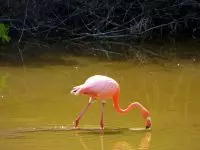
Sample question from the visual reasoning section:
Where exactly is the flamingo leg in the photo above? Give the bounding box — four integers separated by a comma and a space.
100, 101, 106, 130
74, 97, 95, 128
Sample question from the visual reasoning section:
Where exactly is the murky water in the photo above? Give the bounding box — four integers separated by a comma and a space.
0, 56, 200, 150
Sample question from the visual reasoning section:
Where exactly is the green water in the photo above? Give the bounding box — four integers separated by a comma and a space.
0, 56, 200, 150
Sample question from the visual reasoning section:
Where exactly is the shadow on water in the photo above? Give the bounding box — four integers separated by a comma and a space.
74, 129, 152, 150
0, 43, 84, 67
0, 51, 80, 67
1, 41, 199, 69
0, 125, 151, 137
0, 50, 118, 68
0, 126, 152, 150
0, 42, 122, 68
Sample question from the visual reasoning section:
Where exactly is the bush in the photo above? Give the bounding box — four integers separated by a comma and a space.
0, 24, 10, 43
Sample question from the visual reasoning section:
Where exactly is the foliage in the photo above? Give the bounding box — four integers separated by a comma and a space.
0, 24, 10, 43
0, 0, 200, 42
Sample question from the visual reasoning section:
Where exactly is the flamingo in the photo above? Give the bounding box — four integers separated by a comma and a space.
71, 75, 152, 130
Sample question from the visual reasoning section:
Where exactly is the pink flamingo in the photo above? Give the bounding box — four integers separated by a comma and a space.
71, 75, 152, 130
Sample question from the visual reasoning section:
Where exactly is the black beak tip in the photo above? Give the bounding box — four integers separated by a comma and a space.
146, 125, 150, 129
72, 89, 77, 93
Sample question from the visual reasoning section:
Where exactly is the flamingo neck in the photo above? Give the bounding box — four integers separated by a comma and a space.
113, 91, 150, 119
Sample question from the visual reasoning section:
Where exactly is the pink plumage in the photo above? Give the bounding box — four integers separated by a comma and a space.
70, 75, 152, 130
71, 75, 119, 99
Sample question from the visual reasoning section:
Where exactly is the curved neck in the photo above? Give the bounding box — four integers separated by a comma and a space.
113, 91, 150, 119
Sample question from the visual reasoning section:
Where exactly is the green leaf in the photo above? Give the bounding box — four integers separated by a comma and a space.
0, 23, 11, 43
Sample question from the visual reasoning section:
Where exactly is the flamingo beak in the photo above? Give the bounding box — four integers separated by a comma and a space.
145, 116, 152, 129
71, 88, 78, 94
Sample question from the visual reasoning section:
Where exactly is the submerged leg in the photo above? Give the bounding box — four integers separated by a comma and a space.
100, 101, 106, 130
74, 97, 95, 128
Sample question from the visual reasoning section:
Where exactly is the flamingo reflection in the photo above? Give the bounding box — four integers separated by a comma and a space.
75, 130, 151, 150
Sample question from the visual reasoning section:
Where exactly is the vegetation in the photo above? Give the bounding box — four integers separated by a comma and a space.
1, 0, 199, 41
0, 24, 10, 43
0, 0, 200, 61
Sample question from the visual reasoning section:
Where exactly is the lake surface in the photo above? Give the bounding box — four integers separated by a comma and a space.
0, 56, 200, 150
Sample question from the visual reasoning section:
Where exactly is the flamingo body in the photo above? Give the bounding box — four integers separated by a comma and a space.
71, 75, 152, 130
71, 75, 119, 99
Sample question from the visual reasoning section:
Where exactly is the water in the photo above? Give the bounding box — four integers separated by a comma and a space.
0, 56, 200, 150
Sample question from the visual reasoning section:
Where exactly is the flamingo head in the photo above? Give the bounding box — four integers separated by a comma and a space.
71, 86, 81, 95
145, 116, 152, 129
